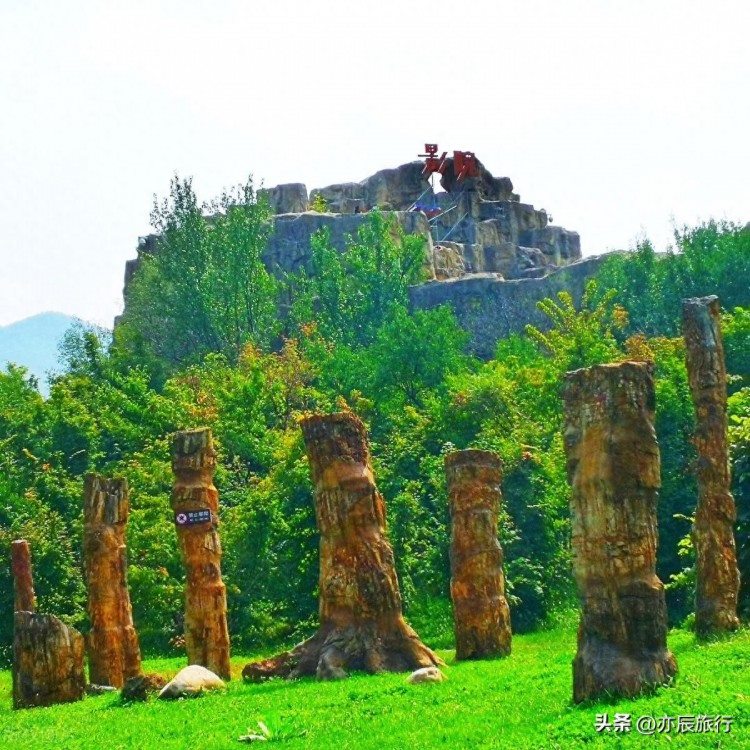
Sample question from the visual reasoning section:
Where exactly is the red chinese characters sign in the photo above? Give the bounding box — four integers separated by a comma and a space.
419, 143, 447, 178
418, 144, 479, 184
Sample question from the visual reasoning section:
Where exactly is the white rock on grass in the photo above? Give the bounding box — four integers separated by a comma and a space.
158, 665, 226, 700
407, 667, 446, 684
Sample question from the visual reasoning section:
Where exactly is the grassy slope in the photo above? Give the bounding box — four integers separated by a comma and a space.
1, 626, 749, 750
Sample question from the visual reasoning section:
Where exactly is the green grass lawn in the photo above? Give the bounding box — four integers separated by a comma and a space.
1, 625, 749, 749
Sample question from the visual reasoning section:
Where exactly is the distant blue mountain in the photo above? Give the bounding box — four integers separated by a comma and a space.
0, 312, 89, 392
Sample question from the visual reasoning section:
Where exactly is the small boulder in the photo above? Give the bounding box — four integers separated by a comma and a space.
407, 667, 446, 684
158, 665, 226, 700
121, 673, 167, 702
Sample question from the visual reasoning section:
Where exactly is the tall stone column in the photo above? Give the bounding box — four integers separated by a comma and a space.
445, 450, 511, 660
83, 474, 142, 687
171, 428, 230, 680
11, 540, 36, 613
243, 412, 441, 681
11, 542, 86, 709
563, 361, 677, 703
682, 295, 740, 636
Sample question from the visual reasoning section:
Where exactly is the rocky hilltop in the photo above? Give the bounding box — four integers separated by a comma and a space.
123, 157, 604, 356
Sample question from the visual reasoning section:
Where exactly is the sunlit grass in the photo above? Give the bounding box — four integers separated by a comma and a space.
1, 626, 749, 749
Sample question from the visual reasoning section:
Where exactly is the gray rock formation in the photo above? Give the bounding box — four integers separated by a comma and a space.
260, 183, 309, 215
264, 210, 433, 275
410, 255, 610, 358
310, 161, 427, 213
121, 157, 597, 356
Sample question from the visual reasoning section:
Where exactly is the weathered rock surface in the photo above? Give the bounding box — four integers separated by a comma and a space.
171, 428, 231, 680
13, 611, 86, 709
264, 210, 433, 276
83, 474, 142, 687
411, 254, 610, 358
446, 450, 511, 660
310, 161, 428, 213
260, 183, 308, 214
11, 539, 36, 613
158, 665, 225, 700
242, 412, 441, 681
563, 361, 677, 703
682, 296, 740, 637
120, 673, 167, 702
407, 666, 446, 684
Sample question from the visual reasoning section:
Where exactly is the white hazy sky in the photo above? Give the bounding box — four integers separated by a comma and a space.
1, 0, 748, 327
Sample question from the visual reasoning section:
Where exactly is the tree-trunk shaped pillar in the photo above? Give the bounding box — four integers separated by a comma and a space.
446, 450, 512, 660
243, 412, 441, 681
83, 474, 142, 687
682, 295, 740, 637
11, 542, 86, 709
563, 361, 677, 703
11, 540, 36, 613
13, 613, 86, 709
171, 428, 231, 680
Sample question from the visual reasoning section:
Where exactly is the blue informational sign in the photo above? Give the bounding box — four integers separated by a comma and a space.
174, 509, 211, 526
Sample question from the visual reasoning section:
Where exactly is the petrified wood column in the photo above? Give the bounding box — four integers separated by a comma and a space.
563, 361, 677, 703
13, 613, 86, 709
446, 450, 511, 659
11, 543, 86, 709
11, 540, 36, 613
83, 474, 142, 687
171, 428, 230, 680
682, 296, 740, 637
243, 412, 441, 681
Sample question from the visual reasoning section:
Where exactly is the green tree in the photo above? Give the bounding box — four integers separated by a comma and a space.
119, 176, 279, 367
594, 221, 750, 337
289, 210, 428, 347
524, 280, 626, 371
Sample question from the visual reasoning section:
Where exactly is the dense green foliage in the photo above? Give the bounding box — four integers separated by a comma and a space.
118, 176, 279, 372
3, 625, 750, 749
0, 176, 748, 673
594, 220, 750, 337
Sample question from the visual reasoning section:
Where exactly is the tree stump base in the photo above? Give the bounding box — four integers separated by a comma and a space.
13, 612, 86, 709
573, 627, 678, 703
243, 412, 441, 681
243, 619, 440, 681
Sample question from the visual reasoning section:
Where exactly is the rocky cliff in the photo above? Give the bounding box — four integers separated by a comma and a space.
122, 158, 602, 355
410, 254, 610, 358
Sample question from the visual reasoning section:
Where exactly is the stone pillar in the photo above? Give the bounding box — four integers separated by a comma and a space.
563, 361, 677, 703
243, 412, 441, 681
13, 612, 86, 709
11, 540, 36, 613
682, 295, 740, 636
83, 474, 142, 687
445, 450, 511, 660
171, 428, 230, 680
11, 542, 86, 709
